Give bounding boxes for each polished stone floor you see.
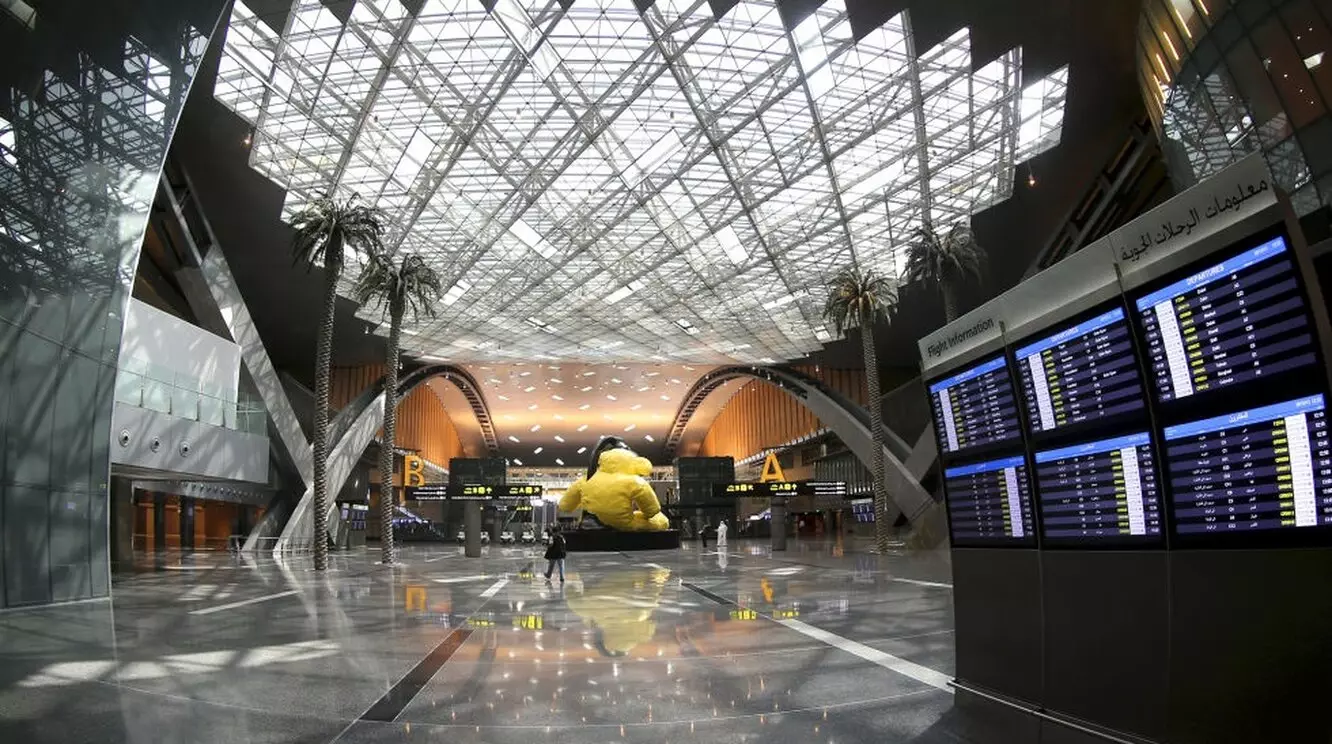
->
[0,538,972,743]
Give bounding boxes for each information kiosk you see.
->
[917,154,1332,744]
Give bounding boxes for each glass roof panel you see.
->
[215,0,1068,364]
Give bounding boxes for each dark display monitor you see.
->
[1033,432,1164,544]
[943,455,1036,546]
[1014,306,1145,438]
[1163,394,1332,540]
[927,354,1022,457]
[1132,234,1315,404]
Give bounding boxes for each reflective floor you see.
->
[0,539,973,743]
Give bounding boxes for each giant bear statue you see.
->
[558,437,670,531]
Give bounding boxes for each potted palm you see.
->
[354,251,442,567]
[905,221,985,323]
[289,193,384,570]
[823,266,898,554]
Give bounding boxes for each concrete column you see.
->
[465,502,482,558]
[771,498,787,552]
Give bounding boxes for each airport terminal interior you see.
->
[4,0,1332,742]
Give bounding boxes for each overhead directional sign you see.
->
[405,483,543,501]
[711,481,848,498]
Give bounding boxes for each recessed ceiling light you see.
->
[610,378,622,384]
[660,394,671,401]
[644,434,655,442]
[577,424,589,432]
[533,447,543,454]
[577,447,587,454]
[553,414,564,420]
[508,435,521,443]
[582,371,596,377]
[550,378,562,384]
[555,458,565,465]
[520,371,532,377]
[513,458,523,466]
[497,394,510,401]
[530,424,541,432]
[524,386,536,392]
[669,378,681,384]
[554,435,565,443]
[528,404,539,410]
[624,424,636,432]
[637,386,651,392]
[579,404,591,410]
[606,394,617,401]
[580,386,593,392]
[603,414,614,420]
[552,394,564,401]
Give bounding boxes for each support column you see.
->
[465,502,482,558]
[153,494,167,553]
[109,478,135,569]
[771,498,787,552]
[180,497,195,552]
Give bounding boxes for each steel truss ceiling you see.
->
[214,0,1068,364]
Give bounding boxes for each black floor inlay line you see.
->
[360,629,473,722]
[681,581,730,606]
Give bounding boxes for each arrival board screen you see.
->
[1163,395,1332,535]
[1015,307,1144,435]
[1033,432,1163,541]
[943,456,1035,544]
[928,355,1022,456]
[1133,235,1315,403]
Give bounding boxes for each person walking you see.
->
[716,518,728,549]
[700,519,710,550]
[544,528,567,583]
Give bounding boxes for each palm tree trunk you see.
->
[860,322,891,554]
[941,281,959,324]
[379,302,403,566]
[311,239,340,571]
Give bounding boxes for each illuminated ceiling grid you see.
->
[214,0,1068,364]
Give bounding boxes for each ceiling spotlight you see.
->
[533,447,543,454]
[579,404,591,410]
[552,394,564,401]
[509,435,521,443]
[607,394,617,401]
[555,458,565,465]
[624,424,637,432]
[530,425,542,432]
[644,434,655,442]
[577,447,587,454]
[528,404,539,410]
[554,435,565,443]
[577,424,589,432]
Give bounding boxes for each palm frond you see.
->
[904,219,985,286]
[821,266,897,337]
[289,192,385,275]
[354,250,444,323]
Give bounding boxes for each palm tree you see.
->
[823,266,898,554]
[354,251,442,567]
[290,193,384,570]
[905,221,985,323]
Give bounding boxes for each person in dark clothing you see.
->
[544,528,567,582]
[700,519,710,549]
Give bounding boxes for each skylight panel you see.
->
[510,218,558,259]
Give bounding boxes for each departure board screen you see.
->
[1163,395,1332,536]
[928,355,1023,456]
[1033,432,1164,541]
[1015,307,1144,435]
[943,456,1035,545]
[1133,235,1316,403]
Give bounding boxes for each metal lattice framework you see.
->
[214,0,1068,364]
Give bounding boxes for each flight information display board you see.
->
[1163,395,1332,536]
[928,355,1023,456]
[1033,432,1164,542]
[943,456,1035,545]
[1014,307,1144,435]
[1133,235,1316,403]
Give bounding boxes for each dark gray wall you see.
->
[0,0,228,608]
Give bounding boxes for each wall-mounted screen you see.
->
[1014,306,1144,436]
[928,355,1023,456]
[1132,235,1315,403]
[1033,432,1164,543]
[943,456,1035,546]
[1164,394,1332,537]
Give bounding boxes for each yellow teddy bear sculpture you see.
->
[559,443,670,531]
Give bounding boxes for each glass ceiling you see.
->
[214,0,1068,365]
